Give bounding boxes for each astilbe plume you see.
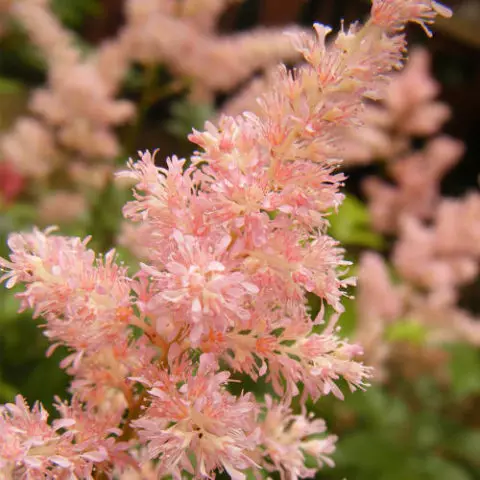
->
[0,1,451,478]
[0,0,134,224]
[0,0,303,224]
[119,0,305,102]
[349,44,480,380]
[4,0,134,161]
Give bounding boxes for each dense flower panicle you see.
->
[371,0,452,35]
[0,118,60,180]
[393,215,478,291]
[0,2,453,478]
[0,228,133,354]
[257,396,337,480]
[133,356,259,480]
[212,316,371,401]
[364,135,464,232]
[9,0,134,160]
[119,152,206,246]
[67,337,156,411]
[0,395,128,479]
[143,229,259,344]
[342,48,452,165]
[121,0,305,100]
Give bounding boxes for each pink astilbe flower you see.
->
[393,215,478,291]
[0,0,133,223]
[0,2,452,478]
[434,192,480,258]
[133,355,259,480]
[364,135,464,232]
[0,228,133,355]
[0,394,128,479]
[355,252,405,379]
[119,152,206,245]
[67,337,156,412]
[407,289,480,346]
[215,311,370,401]
[143,229,259,344]
[0,118,60,180]
[9,0,134,160]
[257,396,337,480]
[355,197,480,380]
[9,0,76,66]
[342,48,452,165]
[371,0,452,36]
[121,0,305,101]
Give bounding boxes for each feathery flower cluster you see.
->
[350,45,480,379]
[0,0,133,223]
[0,1,450,478]
[341,47,452,166]
[120,0,305,101]
[0,395,129,480]
[1,0,303,222]
[7,0,134,160]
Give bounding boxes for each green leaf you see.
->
[0,377,17,402]
[0,77,24,94]
[0,289,22,324]
[385,318,428,344]
[335,431,405,472]
[447,430,480,467]
[51,0,101,28]
[0,77,28,130]
[419,457,471,480]
[329,194,385,248]
[166,100,215,139]
[448,344,480,399]
[2,203,38,227]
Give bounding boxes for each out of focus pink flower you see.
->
[364,136,464,232]
[434,192,480,258]
[0,118,60,180]
[37,191,87,224]
[394,215,478,290]
[355,252,405,379]
[121,0,306,101]
[342,47,452,165]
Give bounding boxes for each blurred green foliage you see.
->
[316,354,480,479]
[167,99,216,139]
[329,194,384,250]
[51,0,101,29]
